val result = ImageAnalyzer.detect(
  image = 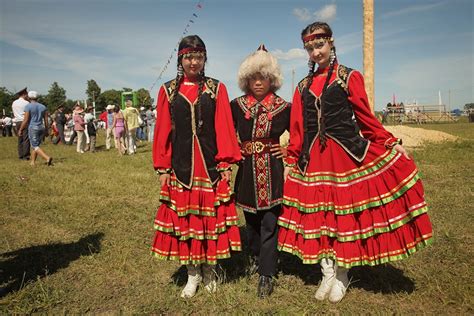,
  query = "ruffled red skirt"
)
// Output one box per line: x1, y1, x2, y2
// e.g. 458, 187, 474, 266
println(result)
151, 140, 241, 265
278, 138, 433, 268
